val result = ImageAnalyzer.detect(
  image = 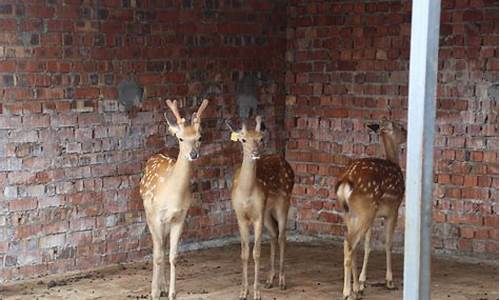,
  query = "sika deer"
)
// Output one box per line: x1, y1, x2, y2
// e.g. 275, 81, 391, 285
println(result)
140, 99, 209, 300
335, 119, 406, 300
227, 116, 294, 300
